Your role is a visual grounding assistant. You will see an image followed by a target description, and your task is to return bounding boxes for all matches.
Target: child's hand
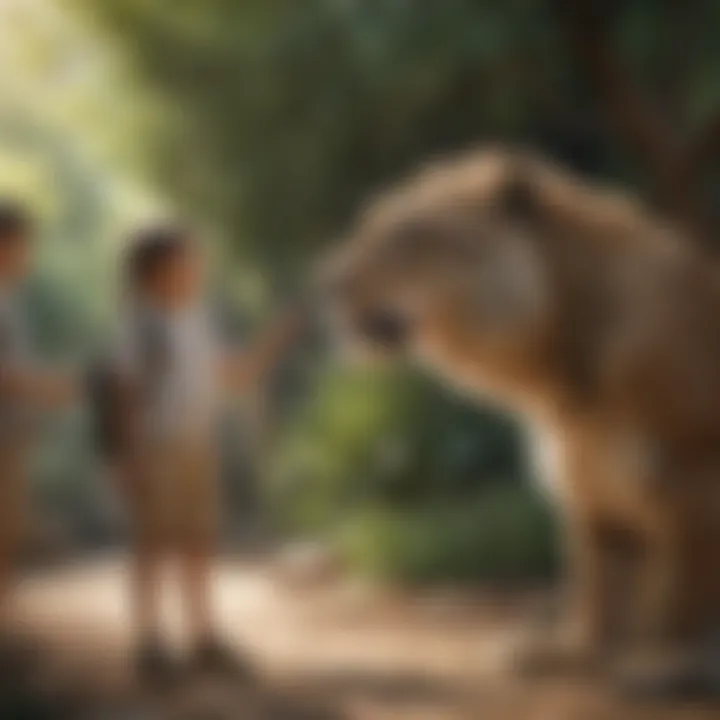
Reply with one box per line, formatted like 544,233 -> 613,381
223,299 -> 314,391
0,363 -> 79,408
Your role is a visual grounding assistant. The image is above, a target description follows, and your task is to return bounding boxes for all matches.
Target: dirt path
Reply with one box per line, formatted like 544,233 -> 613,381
3,555 -> 720,719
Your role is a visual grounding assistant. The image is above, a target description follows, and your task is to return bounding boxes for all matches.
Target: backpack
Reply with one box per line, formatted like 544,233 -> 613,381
87,312 -> 170,462
86,354 -> 125,461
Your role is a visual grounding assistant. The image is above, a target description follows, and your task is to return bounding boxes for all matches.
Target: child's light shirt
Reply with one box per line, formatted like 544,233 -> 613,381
117,302 -> 226,445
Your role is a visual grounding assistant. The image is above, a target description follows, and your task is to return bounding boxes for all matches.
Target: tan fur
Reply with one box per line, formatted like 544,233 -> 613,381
323,147 -> 720,672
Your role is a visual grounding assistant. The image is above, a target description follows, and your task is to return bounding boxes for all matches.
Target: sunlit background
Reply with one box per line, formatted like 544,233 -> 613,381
0,1 -> 719,717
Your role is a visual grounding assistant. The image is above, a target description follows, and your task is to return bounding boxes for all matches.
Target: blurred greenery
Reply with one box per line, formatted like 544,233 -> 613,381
0,0 -> 717,580
338,486 -> 557,584
270,364 -> 521,524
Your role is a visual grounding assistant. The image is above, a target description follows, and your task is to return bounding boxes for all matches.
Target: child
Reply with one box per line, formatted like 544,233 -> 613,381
0,201 -> 75,618
110,224 -> 305,685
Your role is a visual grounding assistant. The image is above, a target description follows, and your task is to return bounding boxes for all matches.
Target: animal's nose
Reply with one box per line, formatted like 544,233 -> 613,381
357,310 -> 409,347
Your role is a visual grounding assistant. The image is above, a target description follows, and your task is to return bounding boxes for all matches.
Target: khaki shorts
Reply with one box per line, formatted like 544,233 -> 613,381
0,444 -> 29,563
126,440 -> 220,551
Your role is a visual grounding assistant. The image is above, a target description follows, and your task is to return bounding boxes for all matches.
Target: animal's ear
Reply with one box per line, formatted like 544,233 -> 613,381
499,172 -> 541,226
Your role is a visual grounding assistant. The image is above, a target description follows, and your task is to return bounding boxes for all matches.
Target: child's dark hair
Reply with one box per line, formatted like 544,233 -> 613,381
124,224 -> 192,289
0,200 -> 32,243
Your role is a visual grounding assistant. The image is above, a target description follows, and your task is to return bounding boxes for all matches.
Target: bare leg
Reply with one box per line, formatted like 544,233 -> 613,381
180,531 -> 255,680
131,543 -> 165,645
0,519 -> 38,681
0,465 -> 30,675
0,552 -> 17,634
0,459 -> 27,625
130,543 -> 185,687
179,542 -> 215,647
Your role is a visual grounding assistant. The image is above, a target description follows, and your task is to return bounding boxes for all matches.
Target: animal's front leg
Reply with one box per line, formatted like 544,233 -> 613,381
627,480 -> 720,646
561,515 -> 620,648
513,513 -> 617,676
618,496 -> 720,698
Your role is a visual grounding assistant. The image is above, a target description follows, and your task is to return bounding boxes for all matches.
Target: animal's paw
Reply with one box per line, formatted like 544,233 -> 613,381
615,648 -> 720,701
508,623 -> 606,678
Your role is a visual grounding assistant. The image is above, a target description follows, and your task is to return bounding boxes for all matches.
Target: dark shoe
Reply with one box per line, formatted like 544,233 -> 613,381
190,636 -> 257,682
134,639 -> 182,689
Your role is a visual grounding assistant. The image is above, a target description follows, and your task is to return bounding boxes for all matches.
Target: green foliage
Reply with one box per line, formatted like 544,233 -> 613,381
67,0 -> 567,287
270,363 -> 523,529
270,361 -> 549,584
70,0 -> 720,289
338,484 -> 558,584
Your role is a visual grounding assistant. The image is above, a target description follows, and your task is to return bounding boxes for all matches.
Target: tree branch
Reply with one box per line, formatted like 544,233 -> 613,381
552,0 -> 681,179
550,0 -> 720,243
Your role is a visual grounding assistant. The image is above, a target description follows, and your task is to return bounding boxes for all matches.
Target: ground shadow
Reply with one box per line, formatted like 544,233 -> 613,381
296,667 -> 470,707
0,636 -> 346,720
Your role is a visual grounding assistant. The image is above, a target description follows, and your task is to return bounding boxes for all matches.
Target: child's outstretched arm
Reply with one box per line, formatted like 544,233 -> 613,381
0,360 -> 78,409
222,301 -> 311,393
